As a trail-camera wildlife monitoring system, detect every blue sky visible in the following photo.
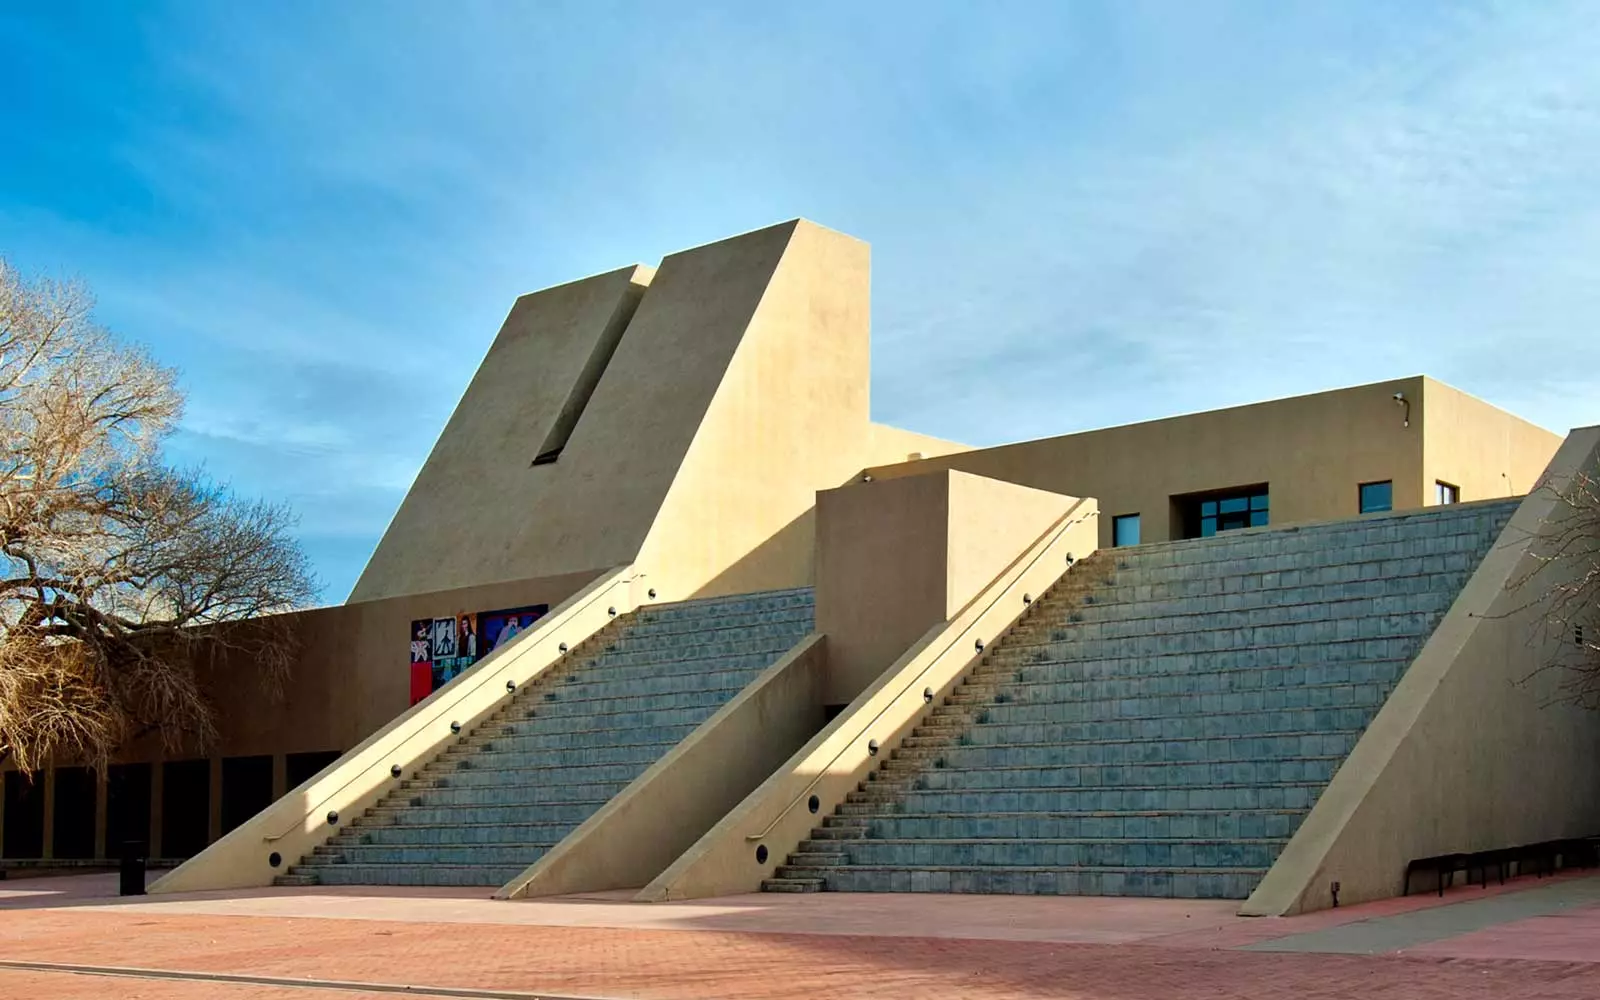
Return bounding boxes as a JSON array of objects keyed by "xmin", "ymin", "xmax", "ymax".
[{"xmin": 4, "ymin": 1, "xmax": 1598, "ymax": 604}]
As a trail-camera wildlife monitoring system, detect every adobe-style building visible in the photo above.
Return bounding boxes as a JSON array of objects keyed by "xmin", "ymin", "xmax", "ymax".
[{"xmin": 3, "ymin": 220, "xmax": 1594, "ymax": 916}]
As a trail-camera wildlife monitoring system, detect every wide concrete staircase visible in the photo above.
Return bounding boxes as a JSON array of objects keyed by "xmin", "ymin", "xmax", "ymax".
[
  {"xmin": 765, "ymin": 500, "xmax": 1517, "ymax": 898},
  {"xmin": 277, "ymin": 587, "xmax": 813, "ymax": 887}
]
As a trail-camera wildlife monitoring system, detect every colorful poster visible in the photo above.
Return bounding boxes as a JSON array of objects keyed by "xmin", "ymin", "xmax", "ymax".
[
  {"xmin": 407, "ymin": 603, "xmax": 549, "ymax": 706},
  {"xmin": 409, "ymin": 620, "xmax": 433, "ymax": 706}
]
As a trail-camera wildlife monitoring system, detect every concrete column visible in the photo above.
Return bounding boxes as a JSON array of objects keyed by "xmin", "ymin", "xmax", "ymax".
[
  {"xmin": 40, "ymin": 767, "xmax": 55, "ymax": 860},
  {"xmin": 149, "ymin": 763, "xmax": 164, "ymax": 858},
  {"xmin": 93, "ymin": 772, "xmax": 109, "ymax": 860}
]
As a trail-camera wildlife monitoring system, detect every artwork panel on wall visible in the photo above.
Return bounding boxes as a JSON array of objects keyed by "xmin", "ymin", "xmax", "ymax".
[{"xmin": 407, "ymin": 604, "xmax": 549, "ymax": 706}]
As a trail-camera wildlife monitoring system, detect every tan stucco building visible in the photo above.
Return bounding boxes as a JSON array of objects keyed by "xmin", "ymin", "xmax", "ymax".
[{"xmin": 2, "ymin": 221, "xmax": 1591, "ymax": 917}]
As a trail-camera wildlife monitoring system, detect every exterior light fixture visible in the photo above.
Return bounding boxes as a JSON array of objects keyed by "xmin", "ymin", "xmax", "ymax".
[
  {"xmin": 755, "ymin": 845, "xmax": 769, "ymax": 864},
  {"xmin": 648, "ymin": 588, "xmax": 657, "ymax": 599},
  {"xmin": 506, "ymin": 679, "xmax": 516, "ymax": 693},
  {"xmin": 390, "ymin": 765, "xmax": 402, "ymax": 778},
  {"xmin": 1393, "ymin": 392, "xmax": 1411, "ymax": 428},
  {"xmin": 450, "ymin": 721, "xmax": 461, "ymax": 734},
  {"xmin": 975, "ymin": 639, "xmax": 985, "ymax": 652},
  {"xmin": 269, "ymin": 852, "xmax": 282, "ymax": 868},
  {"xmin": 923, "ymin": 687, "xmax": 934, "ymax": 703},
  {"xmin": 868, "ymin": 739, "xmax": 880, "ymax": 756},
  {"xmin": 558, "ymin": 642, "xmax": 568, "ymax": 653},
  {"xmin": 607, "ymin": 606, "xmax": 616, "ymax": 617},
  {"xmin": 326, "ymin": 811, "xmax": 339, "ymax": 826}
]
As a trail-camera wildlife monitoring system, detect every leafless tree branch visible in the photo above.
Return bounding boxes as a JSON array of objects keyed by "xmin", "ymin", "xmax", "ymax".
[{"xmin": 0, "ymin": 258, "xmax": 318, "ymax": 775}]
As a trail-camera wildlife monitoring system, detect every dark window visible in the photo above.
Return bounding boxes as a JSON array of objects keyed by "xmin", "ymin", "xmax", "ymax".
[
  {"xmin": 1176, "ymin": 486, "xmax": 1269, "ymax": 539},
  {"xmin": 1112, "ymin": 514, "xmax": 1142, "ymax": 547},
  {"xmin": 2, "ymin": 771, "xmax": 45, "ymax": 858},
  {"xmin": 285, "ymin": 750, "xmax": 344, "ymax": 791},
  {"xmin": 1359, "ymin": 481, "xmax": 1393, "ymax": 514},
  {"xmin": 52, "ymin": 766, "xmax": 97, "ymax": 859},
  {"xmin": 221, "ymin": 756, "xmax": 275, "ymax": 834},
  {"xmin": 107, "ymin": 763, "xmax": 152, "ymax": 855},
  {"xmin": 1436, "ymin": 481, "xmax": 1460, "ymax": 505},
  {"xmin": 160, "ymin": 759, "xmax": 211, "ymax": 859}
]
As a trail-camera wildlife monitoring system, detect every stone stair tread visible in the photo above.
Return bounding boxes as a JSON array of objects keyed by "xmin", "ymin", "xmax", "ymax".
[
  {"xmin": 829, "ymin": 836, "xmax": 1287, "ymax": 845},
  {"xmin": 281, "ymin": 588, "xmax": 813, "ymax": 889},
  {"xmin": 784, "ymin": 863, "xmax": 1272, "ymax": 875},
  {"xmin": 775, "ymin": 504, "xmax": 1511, "ymax": 900}
]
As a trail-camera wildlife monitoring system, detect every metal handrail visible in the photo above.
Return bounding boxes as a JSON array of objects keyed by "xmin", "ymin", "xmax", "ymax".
[
  {"xmin": 745, "ymin": 501, "xmax": 1097, "ymax": 842},
  {"xmin": 263, "ymin": 568, "xmax": 643, "ymax": 843}
]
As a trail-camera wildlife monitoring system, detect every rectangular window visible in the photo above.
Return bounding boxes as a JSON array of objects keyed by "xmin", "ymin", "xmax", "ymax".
[
  {"xmin": 1359, "ymin": 481, "xmax": 1393, "ymax": 514},
  {"xmin": 1436, "ymin": 481, "xmax": 1460, "ymax": 505},
  {"xmin": 1112, "ymin": 514, "xmax": 1141, "ymax": 547},
  {"xmin": 1175, "ymin": 485, "xmax": 1268, "ymax": 538}
]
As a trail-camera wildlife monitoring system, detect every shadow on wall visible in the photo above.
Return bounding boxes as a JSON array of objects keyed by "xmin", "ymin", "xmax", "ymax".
[{"xmin": 691, "ymin": 508, "xmax": 817, "ymax": 600}]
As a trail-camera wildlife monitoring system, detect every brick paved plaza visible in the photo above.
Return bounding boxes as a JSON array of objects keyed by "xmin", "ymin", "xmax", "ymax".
[{"xmin": 2, "ymin": 870, "xmax": 1598, "ymax": 999}]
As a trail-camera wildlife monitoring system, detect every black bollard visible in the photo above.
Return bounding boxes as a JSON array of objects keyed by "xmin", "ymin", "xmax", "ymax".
[{"xmin": 119, "ymin": 839, "xmax": 147, "ymax": 896}]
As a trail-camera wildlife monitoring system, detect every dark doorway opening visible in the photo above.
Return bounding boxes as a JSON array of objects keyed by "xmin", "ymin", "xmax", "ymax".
[
  {"xmin": 107, "ymin": 763, "xmax": 152, "ymax": 856},
  {"xmin": 52, "ymin": 766, "xmax": 97, "ymax": 859},
  {"xmin": 285, "ymin": 750, "xmax": 344, "ymax": 791},
  {"xmin": 160, "ymin": 759, "xmax": 210, "ymax": 859},
  {"xmin": 2, "ymin": 771, "xmax": 45, "ymax": 858},
  {"xmin": 221, "ymin": 755, "xmax": 274, "ymax": 834}
]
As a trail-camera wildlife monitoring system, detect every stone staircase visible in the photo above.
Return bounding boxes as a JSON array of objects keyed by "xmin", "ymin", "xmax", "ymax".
[
  {"xmin": 764, "ymin": 500, "xmax": 1518, "ymax": 898},
  {"xmin": 277, "ymin": 587, "xmax": 814, "ymax": 887}
]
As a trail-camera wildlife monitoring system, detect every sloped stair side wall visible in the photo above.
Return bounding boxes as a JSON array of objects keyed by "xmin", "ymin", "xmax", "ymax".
[
  {"xmin": 637, "ymin": 497, "xmax": 1098, "ymax": 902},
  {"xmin": 149, "ymin": 566, "xmax": 648, "ymax": 892},
  {"xmin": 498, "ymin": 634, "xmax": 828, "ymax": 898},
  {"xmin": 1244, "ymin": 426, "xmax": 1600, "ymax": 915}
]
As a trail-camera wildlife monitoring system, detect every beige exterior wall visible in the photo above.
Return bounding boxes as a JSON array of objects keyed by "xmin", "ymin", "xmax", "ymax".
[
  {"xmin": 350, "ymin": 219, "xmax": 973, "ymax": 610},
  {"xmin": 635, "ymin": 221, "xmax": 873, "ymax": 601},
  {"xmin": 502, "ymin": 634, "xmax": 828, "ymax": 898},
  {"xmin": 351, "ymin": 266, "xmax": 654, "ymax": 602},
  {"xmin": 1421, "ymin": 376, "xmax": 1562, "ymax": 506},
  {"xmin": 815, "ymin": 470, "xmax": 1076, "ymax": 705},
  {"xmin": 865, "ymin": 423, "xmax": 970, "ymax": 465},
  {"xmin": 863, "ymin": 377, "xmax": 1560, "ymax": 550},
  {"xmin": 1243, "ymin": 428, "xmax": 1600, "ymax": 916}
]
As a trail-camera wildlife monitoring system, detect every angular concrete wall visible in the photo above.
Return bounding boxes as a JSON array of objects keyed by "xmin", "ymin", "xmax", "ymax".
[
  {"xmin": 815, "ymin": 470, "xmax": 1076, "ymax": 705},
  {"xmin": 1243, "ymin": 427, "xmax": 1600, "ymax": 915},
  {"xmin": 635, "ymin": 221, "xmax": 874, "ymax": 601},
  {"xmin": 352, "ymin": 267, "xmax": 654, "ymax": 602},
  {"xmin": 639, "ymin": 488, "xmax": 1097, "ymax": 901},
  {"xmin": 352, "ymin": 219, "xmax": 965, "ymax": 608},
  {"xmin": 500, "ymin": 634, "xmax": 828, "ymax": 898}
]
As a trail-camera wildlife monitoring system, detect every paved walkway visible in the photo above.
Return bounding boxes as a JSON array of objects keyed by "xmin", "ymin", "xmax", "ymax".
[{"xmin": 1, "ymin": 870, "xmax": 1597, "ymax": 998}]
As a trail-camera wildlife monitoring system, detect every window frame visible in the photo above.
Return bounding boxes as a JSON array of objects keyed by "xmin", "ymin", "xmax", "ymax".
[
  {"xmin": 1112, "ymin": 513, "xmax": 1142, "ymax": 547},
  {"xmin": 1435, "ymin": 480, "xmax": 1460, "ymax": 505},
  {"xmin": 1358, "ymin": 480, "xmax": 1394, "ymax": 515}
]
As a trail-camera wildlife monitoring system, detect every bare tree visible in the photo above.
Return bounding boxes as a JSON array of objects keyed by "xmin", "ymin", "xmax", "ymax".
[
  {"xmin": 1515, "ymin": 457, "xmax": 1600, "ymax": 707},
  {"xmin": 0, "ymin": 258, "xmax": 317, "ymax": 775}
]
